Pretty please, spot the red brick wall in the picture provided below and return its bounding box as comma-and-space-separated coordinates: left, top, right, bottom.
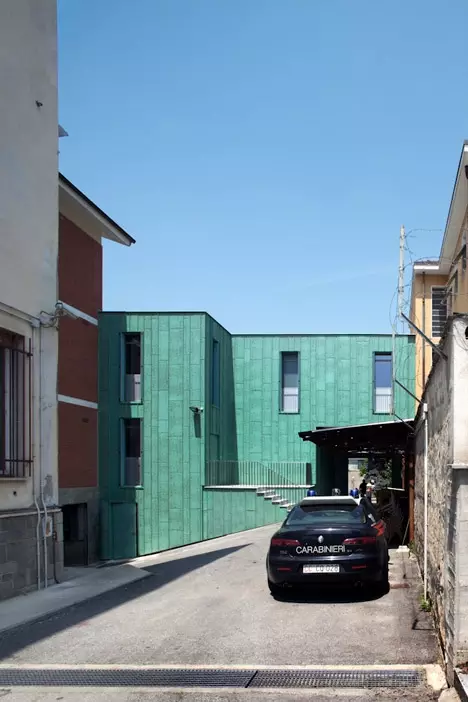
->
58, 316, 98, 403
58, 214, 102, 491
58, 214, 102, 317
58, 403, 97, 489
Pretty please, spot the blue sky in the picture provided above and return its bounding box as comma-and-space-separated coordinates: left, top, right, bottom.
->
58, 0, 468, 333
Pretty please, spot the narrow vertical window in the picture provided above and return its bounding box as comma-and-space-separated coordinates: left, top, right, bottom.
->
121, 333, 141, 402
281, 352, 299, 413
211, 339, 220, 407
374, 352, 392, 414
431, 287, 447, 338
121, 418, 142, 486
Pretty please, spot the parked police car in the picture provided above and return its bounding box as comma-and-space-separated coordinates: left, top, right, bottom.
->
266, 495, 388, 596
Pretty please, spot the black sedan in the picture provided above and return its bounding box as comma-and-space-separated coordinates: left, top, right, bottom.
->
266, 496, 388, 596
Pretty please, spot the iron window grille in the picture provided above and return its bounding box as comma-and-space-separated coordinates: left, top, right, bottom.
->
0, 329, 32, 478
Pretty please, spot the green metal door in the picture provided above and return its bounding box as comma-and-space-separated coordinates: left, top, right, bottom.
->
111, 503, 137, 560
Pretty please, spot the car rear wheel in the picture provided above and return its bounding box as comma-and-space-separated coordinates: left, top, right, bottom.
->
374, 557, 389, 596
268, 579, 284, 597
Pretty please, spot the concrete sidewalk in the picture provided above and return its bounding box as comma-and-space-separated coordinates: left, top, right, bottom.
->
0, 564, 150, 635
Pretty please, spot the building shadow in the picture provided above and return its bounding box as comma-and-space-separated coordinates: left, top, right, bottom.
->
0, 543, 249, 660
270, 583, 388, 604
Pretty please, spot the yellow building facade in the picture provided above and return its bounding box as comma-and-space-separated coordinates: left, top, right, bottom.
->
410, 142, 468, 399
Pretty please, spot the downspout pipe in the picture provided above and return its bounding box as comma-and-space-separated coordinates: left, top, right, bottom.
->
31, 321, 42, 591
423, 402, 428, 601
39, 324, 48, 588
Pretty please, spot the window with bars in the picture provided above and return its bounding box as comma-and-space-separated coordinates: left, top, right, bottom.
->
0, 329, 32, 478
121, 333, 142, 403
280, 352, 300, 413
431, 287, 447, 338
373, 352, 392, 414
121, 418, 142, 487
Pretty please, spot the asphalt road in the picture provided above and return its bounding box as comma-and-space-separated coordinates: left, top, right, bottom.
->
0, 524, 437, 667
0, 524, 442, 700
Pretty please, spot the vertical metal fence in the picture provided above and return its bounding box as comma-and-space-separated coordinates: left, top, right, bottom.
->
205, 460, 308, 487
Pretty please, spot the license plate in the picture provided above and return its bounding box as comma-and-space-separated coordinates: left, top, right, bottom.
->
303, 564, 340, 574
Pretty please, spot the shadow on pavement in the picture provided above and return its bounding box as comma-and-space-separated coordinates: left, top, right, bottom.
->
0, 543, 249, 660
271, 583, 389, 604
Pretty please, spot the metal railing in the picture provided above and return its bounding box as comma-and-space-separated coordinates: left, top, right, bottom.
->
205, 460, 308, 487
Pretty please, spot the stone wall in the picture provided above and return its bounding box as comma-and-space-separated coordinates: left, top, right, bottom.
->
0, 509, 63, 600
414, 315, 468, 681
414, 329, 452, 650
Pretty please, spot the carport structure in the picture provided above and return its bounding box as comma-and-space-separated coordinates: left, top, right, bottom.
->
298, 419, 416, 538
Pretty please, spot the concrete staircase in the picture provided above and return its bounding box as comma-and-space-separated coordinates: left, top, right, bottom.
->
256, 487, 294, 512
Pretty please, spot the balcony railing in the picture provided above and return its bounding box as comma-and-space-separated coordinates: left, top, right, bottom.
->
205, 460, 308, 488
374, 390, 392, 414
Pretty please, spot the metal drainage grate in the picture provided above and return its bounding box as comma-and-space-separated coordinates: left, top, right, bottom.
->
0, 669, 256, 688
248, 669, 424, 689
0, 667, 425, 689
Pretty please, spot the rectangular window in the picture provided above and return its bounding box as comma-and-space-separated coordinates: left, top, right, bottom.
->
0, 330, 32, 478
121, 418, 142, 487
211, 339, 220, 407
121, 333, 141, 402
281, 351, 299, 413
431, 287, 447, 338
374, 352, 392, 414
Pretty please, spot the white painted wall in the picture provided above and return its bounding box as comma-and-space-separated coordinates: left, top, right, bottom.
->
0, 0, 58, 512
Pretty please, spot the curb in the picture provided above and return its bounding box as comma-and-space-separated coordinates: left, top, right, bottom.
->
0, 568, 151, 638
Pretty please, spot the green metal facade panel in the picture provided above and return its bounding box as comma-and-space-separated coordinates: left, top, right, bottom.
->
231, 334, 415, 483
203, 488, 282, 539
99, 312, 415, 560
99, 313, 207, 558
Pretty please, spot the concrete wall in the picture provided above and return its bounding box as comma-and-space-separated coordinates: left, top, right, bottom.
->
414, 315, 468, 680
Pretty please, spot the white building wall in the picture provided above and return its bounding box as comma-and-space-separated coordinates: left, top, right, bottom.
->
0, 0, 58, 513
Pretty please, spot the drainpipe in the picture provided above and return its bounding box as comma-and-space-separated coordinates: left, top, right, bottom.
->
39, 324, 48, 589
423, 402, 428, 600
422, 273, 426, 390
31, 321, 42, 591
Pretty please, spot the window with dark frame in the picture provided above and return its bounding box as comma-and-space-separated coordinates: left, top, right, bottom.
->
281, 351, 299, 413
121, 418, 142, 487
0, 329, 32, 478
122, 333, 141, 402
373, 352, 392, 414
211, 339, 220, 407
431, 287, 447, 338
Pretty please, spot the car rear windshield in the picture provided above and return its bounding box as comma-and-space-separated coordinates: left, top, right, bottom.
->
285, 503, 367, 526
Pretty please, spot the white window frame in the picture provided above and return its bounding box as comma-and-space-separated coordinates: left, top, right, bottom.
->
280, 351, 300, 414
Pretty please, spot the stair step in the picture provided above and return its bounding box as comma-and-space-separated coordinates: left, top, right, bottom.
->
272, 498, 288, 505
264, 494, 280, 501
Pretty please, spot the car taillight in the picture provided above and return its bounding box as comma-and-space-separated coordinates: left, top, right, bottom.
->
271, 538, 300, 547
343, 536, 377, 545
373, 520, 386, 537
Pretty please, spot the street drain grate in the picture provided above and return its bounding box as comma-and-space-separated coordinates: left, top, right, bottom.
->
0, 669, 256, 688
248, 669, 424, 688
0, 667, 424, 689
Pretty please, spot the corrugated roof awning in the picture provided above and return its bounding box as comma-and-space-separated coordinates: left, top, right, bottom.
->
298, 419, 415, 453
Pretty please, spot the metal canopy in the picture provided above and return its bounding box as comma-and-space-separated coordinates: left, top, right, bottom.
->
298, 419, 415, 453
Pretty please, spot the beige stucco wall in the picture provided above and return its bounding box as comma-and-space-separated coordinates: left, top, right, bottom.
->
0, 0, 58, 512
